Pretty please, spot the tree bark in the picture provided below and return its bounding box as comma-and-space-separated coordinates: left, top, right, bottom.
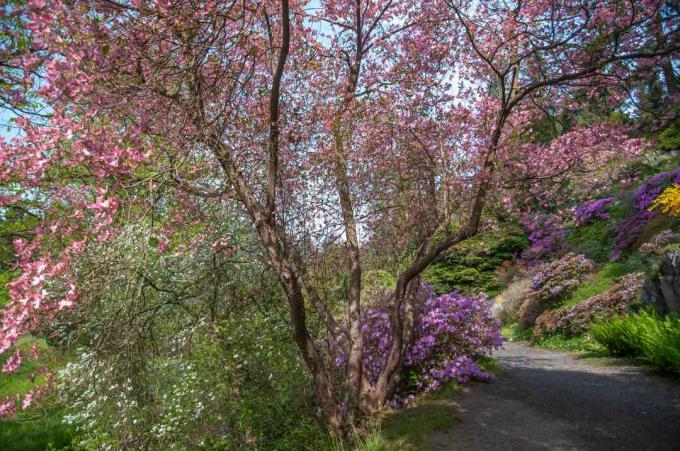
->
332, 121, 364, 418
213, 145, 343, 432
369, 111, 506, 406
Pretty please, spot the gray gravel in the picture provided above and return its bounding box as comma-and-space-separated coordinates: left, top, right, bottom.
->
430, 341, 680, 451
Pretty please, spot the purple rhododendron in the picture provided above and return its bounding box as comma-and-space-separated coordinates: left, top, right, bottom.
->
520, 213, 566, 264
610, 167, 680, 260
633, 167, 680, 210
575, 197, 614, 225
339, 283, 502, 406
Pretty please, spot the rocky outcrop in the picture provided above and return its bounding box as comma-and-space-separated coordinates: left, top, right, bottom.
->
641, 252, 680, 314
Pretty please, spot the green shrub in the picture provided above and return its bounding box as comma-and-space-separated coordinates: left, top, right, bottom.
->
423, 225, 528, 296
591, 309, 680, 374
656, 106, 680, 152
565, 221, 612, 262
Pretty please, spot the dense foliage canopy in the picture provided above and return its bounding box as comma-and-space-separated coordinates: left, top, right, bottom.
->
0, 0, 678, 437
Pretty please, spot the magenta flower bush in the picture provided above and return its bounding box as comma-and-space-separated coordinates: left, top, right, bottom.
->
611, 167, 680, 260
520, 213, 566, 264
349, 284, 502, 405
575, 197, 614, 225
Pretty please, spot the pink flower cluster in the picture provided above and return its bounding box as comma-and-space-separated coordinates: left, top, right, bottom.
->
640, 230, 679, 255
534, 273, 644, 337
530, 253, 594, 303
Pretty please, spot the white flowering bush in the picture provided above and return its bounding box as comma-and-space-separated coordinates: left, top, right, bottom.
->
55, 222, 330, 449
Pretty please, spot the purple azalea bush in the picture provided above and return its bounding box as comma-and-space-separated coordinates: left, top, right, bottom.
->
575, 197, 614, 225
520, 213, 566, 264
529, 253, 594, 303
345, 283, 502, 406
634, 168, 680, 210
611, 167, 680, 260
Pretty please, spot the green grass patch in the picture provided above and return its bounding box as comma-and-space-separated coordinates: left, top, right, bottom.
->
360, 383, 460, 450
0, 336, 55, 399
562, 255, 648, 309
501, 322, 533, 342
532, 333, 600, 353
0, 335, 73, 450
0, 408, 73, 451
502, 322, 601, 353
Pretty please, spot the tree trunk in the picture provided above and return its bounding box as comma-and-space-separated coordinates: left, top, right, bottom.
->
369, 113, 505, 407
332, 125, 364, 419
213, 145, 344, 433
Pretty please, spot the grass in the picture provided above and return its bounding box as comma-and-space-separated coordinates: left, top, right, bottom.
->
0, 408, 72, 451
502, 322, 602, 353
501, 322, 533, 342
352, 358, 502, 450
339, 383, 463, 451
0, 335, 73, 451
533, 333, 600, 352
561, 255, 648, 309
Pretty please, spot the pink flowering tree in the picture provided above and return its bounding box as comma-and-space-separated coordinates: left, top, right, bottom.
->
0, 0, 677, 431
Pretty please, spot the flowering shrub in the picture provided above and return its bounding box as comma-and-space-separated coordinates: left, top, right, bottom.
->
520, 213, 566, 264
611, 168, 680, 260
640, 230, 679, 255
534, 272, 644, 337
356, 284, 502, 404
610, 211, 655, 261
529, 253, 594, 303
634, 168, 680, 210
649, 183, 680, 218
491, 275, 533, 323
517, 253, 594, 328
575, 197, 614, 226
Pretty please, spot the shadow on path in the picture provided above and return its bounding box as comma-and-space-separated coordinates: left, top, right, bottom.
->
429, 342, 680, 450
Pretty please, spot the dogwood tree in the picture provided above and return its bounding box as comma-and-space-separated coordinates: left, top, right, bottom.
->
0, 0, 677, 431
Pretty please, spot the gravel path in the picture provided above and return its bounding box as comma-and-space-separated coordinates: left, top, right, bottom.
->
429, 341, 680, 450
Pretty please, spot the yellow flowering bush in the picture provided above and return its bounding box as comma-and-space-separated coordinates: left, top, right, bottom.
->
650, 183, 680, 217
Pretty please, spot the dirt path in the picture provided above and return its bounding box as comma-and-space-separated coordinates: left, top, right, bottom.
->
429, 341, 680, 450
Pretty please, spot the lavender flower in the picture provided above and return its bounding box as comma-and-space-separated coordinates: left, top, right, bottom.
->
520, 213, 566, 265
340, 283, 502, 406
610, 167, 680, 260
575, 197, 614, 225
